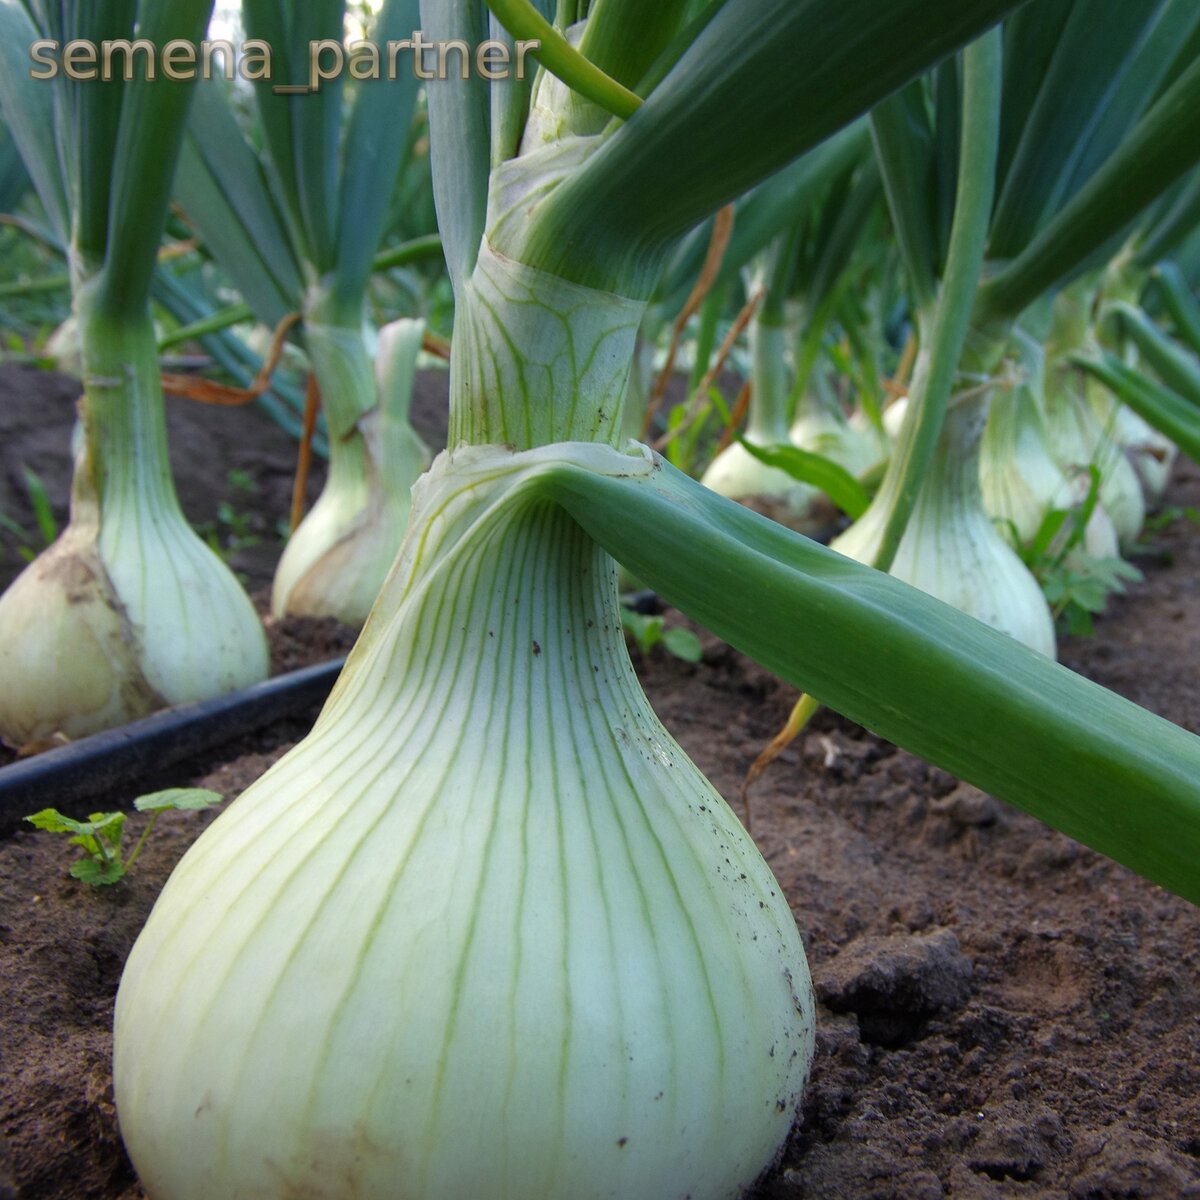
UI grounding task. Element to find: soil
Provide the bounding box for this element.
[1,363,1198,1199]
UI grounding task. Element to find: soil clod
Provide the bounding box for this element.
[815,928,974,1047]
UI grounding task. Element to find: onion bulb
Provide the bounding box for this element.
[115,441,816,1200]
[0,318,267,747]
[702,321,820,527]
[833,389,1057,658]
[790,379,886,481]
[271,318,431,625]
[1043,365,1145,550]
[981,349,1119,562]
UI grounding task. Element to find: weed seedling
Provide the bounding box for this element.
[0,467,60,565]
[620,605,703,664]
[1010,466,1142,636]
[197,471,262,563]
[25,788,223,885]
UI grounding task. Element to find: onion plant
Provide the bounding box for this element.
[980,328,1122,569]
[0,0,268,748]
[1075,259,1200,469]
[831,34,1058,656]
[175,0,433,624]
[834,0,1200,654]
[1063,190,1200,496]
[116,2,1200,1198]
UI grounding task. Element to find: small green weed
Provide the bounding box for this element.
[0,467,59,564]
[197,469,261,561]
[620,605,703,664]
[1012,467,1142,637]
[25,788,223,885]
[1142,504,1200,536]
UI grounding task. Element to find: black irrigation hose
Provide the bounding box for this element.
[0,659,345,837]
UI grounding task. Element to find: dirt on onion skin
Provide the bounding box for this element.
[1,363,1199,1198]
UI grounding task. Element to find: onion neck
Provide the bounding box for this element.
[914,387,991,528]
[301,303,374,504]
[75,296,185,526]
[745,318,791,444]
[332,478,637,742]
[856,326,1009,557]
[449,239,647,449]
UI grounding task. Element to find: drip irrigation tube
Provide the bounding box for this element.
[0,658,344,837]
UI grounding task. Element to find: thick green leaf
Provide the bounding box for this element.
[1061,0,1200,198]
[331,0,423,312]
[286,0,344,273]
[835,281,887,418]
[1072,351,1200,462]
[0,122,29,212]
[996,0,1072,187]
[421,0,491,296]
[240,0,310,263]
[737,438,870,519]
[870,79,938,309]
[623,0,731,104]
[487,13,530,166]
[989,0,1167,259]
[486,0,642,120]
[540,452,1200,904]
[871,30,1003,572]
[976,55,1200,325]
[931,57,962,271]
[184,3,427,325]
[1155,4,1200,98]
[1152,260,1200,352]
[803,159,882,313]
[183,80,304,311]
[97,0,215,314]
[1107,300,1200,403]
[0,1,68,239]
[175,130,300,325]
[579,0,691,93]
[759,225,802,326]
[511,0,1025,295]
[60,0,137,269]
[659,122,871,313]
[1134,167,1200,271]
[1179,227,1200,289]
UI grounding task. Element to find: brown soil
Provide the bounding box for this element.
[1,364,1198,1199]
